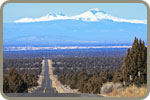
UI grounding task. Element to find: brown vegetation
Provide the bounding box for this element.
[48,59,78,93]
[3,58,42,93]
[105,85,147,97]
[52,37,147,96]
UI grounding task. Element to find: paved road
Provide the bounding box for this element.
[5,59,102,97]
[33,59,58,94]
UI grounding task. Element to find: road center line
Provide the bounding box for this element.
[43,87,46,94]
[43,78,47,94]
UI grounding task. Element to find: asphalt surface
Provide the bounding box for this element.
[4,59,102,97]
[33,59,58,94]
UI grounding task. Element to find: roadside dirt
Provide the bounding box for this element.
[28,59,45,93]
[48,59,79,93]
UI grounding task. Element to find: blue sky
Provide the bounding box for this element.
[3,3,147,23]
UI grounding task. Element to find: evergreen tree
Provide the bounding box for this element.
[4,68,28,93]
[122,37,147,86]
[3,75,10,93]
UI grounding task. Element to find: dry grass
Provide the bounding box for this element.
[106,85,147,97]
[48,59,79,93]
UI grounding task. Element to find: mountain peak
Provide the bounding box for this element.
[14,8,146,24]
[89,8,106,15]
[46,12,65,17]
[57,12,65,16]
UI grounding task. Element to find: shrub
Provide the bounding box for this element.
[3,68,28,93]
[101,82,122,94]
[107,85,147,97]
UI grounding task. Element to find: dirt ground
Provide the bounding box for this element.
[48,59,79,93]
[28,60,45,93]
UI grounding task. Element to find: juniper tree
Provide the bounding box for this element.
[122,37,147,86]
[4,68,28,93]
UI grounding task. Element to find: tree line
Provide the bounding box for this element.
[3,37,147,94]
[53,37,147,94]
[3,58,42,93]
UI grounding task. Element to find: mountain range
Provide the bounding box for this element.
[4,8,147,47]
[14,8,146,24]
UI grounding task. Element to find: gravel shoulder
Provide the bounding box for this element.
[48,59,79,93]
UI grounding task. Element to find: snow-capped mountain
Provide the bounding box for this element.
[4,8,147,47]
[14,8,146,24]
[14,12,70,23]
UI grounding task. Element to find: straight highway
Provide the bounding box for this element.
[5,59,102,97]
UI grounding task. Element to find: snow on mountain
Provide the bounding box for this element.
[14,8,147,24]
[73,8,147,24]
[14,12,71,23]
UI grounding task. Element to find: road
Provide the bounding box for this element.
[5,59,102,97]
[33,59,57,94]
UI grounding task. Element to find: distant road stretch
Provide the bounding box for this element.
[5,59,102,97]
